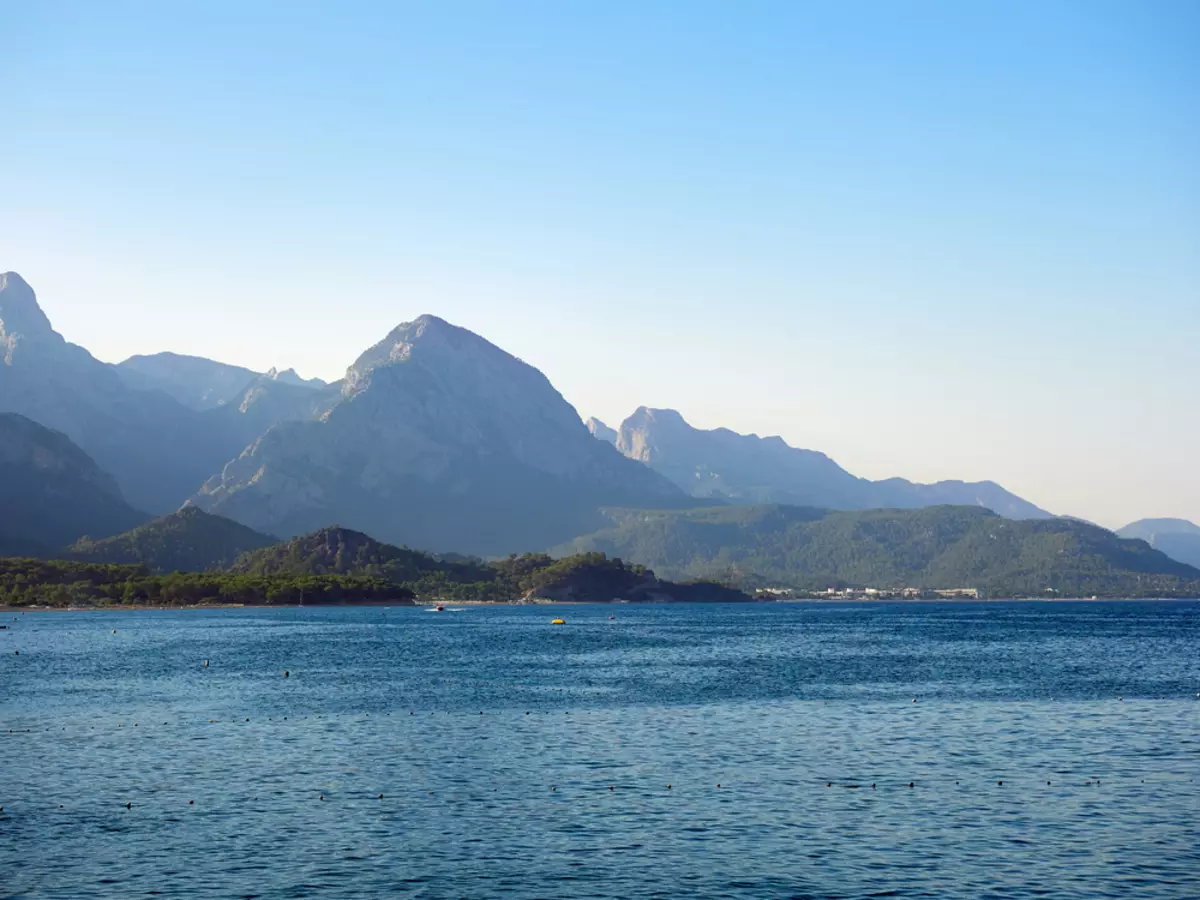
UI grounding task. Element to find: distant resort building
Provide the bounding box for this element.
[758,586,981,600]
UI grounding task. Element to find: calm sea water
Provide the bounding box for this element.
[2,601,1198,899]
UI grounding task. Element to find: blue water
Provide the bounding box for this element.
[2,601,1199,899]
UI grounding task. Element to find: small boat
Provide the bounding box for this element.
[551,618,566,625]
[435,605,445,612]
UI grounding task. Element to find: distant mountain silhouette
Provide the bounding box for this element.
[117,354,329,410]
[0,412,147,555]
[606,406,1050,519]
[117,352,261,410]
[1117,518,1200,570]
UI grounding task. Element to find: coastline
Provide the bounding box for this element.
[4,596,1197,613]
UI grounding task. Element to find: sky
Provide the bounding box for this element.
[1,1,1197,528]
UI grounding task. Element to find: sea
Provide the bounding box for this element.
[2,601,1198,899]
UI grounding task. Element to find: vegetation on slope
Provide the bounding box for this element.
[0,558,412,608]
[231,528,753,603]
[557,505,1200,597]
[67,507,276,572]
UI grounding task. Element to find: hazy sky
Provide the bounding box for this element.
[2,1,1197,528]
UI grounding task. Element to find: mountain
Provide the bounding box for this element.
[67,507,276,572]
[612,407,1050,519]
[1117,518,1200,570]
[212,374,341,445]
[193,315,689,555]
[266,367,327,390]
[0,273,252,513]
[116,352,260,410]
[558,504,1200,597]
[587,417,618,445]
[117,355,329,409]
[0,412,147,555]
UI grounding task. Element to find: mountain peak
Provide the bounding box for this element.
[0,272,60,363]
[265,366,327,389]
[628,407,689,428]
[587,417,618,445]
[345,313,497,389]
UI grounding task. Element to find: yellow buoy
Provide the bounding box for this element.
[551,618,566,625]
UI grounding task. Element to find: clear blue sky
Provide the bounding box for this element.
[2,1,1197,528]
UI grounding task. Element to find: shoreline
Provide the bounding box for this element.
[3,596,1197,613]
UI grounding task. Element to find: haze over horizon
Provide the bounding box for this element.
[2,1,1197,529]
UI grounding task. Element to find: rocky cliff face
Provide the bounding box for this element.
[612,406,1050,519]
[193,315,687,554]
[587,417,618,445]
[0,412,147,555]
[0,273,252,513]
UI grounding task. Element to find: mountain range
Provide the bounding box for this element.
[6,270,1187,581]
[0,272,323,513]
[588,407,1050,518]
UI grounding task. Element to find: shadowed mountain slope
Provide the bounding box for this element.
[0,412,147,555]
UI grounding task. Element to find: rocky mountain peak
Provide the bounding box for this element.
[0,272,62,364]
[617,407,692,461]
[587,417,618,445]
[345,313,494,388]
[266,367,327,389]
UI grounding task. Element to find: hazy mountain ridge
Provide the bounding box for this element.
[557,504,1200,597]
[0,273,256,512]
[1117,518,1200,570]
[266,367,327,389]
[0,412,147,555]
[117,354,327,410]
[610,406,1050,520]
[116,352,261,410]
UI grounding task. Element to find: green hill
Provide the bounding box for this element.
[229,526,494,584]
[67,507,276,572]
[233,527,754,603]
[556,504,1200,598]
